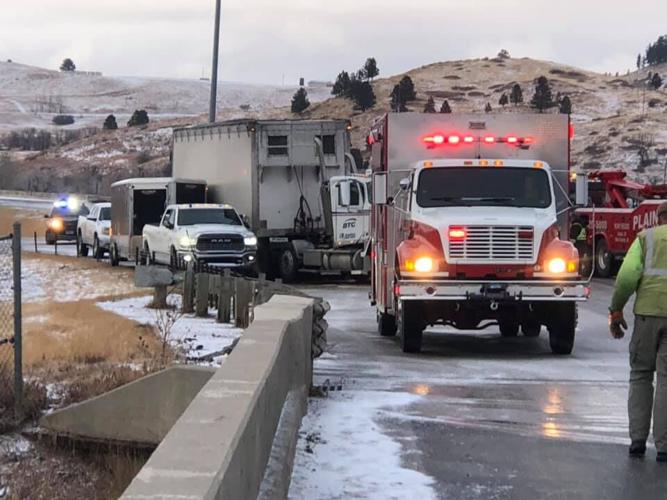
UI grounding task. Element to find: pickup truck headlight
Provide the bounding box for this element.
[244,236,258,247]
[102,227,111,236]
[179,236,197,248]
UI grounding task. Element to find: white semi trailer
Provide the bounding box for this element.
[172,119,370,280]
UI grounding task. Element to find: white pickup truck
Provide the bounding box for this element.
[142,204,258,271]
[77,202,111,259]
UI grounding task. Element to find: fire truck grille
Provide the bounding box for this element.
[448,226,534,261]
[196,234,244,252]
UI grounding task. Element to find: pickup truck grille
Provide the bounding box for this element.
[448,226,534,262]
[196,234,244,253]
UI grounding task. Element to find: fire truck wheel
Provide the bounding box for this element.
[499,317,519,337]
[595,240,612,278]
[548,303,577,355]
[399,303,423,353]
[378,312,397,337]
[521,320,541,338]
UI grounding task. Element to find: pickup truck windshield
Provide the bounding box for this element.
[99,207,111,221]
[416,167,552,209]
[177,209,241,226]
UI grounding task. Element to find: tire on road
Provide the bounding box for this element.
[278,247,298,283]
[595,239,612,278]
[548,302,577,355]
[499,315,519,337]
[93,235,103,260]
[378,311,397,337]
[109,242,119,267]
[521,320,542,338]
[398,302,423,353]
[77,232,89,257]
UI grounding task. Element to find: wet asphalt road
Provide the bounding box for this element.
[301,279,667,500]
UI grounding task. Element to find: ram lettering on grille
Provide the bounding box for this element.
[196,234,244,252]
[448,226,534,261]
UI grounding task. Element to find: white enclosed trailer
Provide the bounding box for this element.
[172,119,370,280]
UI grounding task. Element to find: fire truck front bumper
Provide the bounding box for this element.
[397,279,591,302]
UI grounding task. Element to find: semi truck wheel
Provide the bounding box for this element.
[399,302,423,353]
[548,302,577,355]
[109,243,119,267]
[499,316,519,337]
[77,233,89,257]
[278,248,298,282]
[595,239,612,278]
[378,311,397,337]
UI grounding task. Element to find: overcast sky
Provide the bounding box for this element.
[0,0,665,84]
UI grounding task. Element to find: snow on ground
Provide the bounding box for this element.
[289,391,437,500]
[96,294,242,364]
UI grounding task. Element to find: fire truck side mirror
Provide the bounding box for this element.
[399,177,411,191]
[575,174,589,207]
[373,173,388,205]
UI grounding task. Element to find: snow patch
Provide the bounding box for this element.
[289,391,436,500]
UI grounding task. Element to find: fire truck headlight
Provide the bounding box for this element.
[415,257,434,273]
[49,218,64,232]
[547,258,566,274]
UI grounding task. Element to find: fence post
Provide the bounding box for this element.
[182,261,195,314]
[33,231,38,253]
[217,269,232,323]
[195,272,210,317]
[234,278,252,329]
[12,223,22,420]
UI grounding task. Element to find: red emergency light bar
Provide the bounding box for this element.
[423,134,534,148]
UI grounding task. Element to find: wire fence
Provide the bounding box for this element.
[0,228,21,430]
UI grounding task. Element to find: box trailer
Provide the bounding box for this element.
[108,177,206,265]
[172,119,370,280]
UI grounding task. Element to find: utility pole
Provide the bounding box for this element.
[209,0,222,123]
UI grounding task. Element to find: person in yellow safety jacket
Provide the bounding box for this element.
[609,201,667,463]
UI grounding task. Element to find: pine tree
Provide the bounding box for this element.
[127,110,149,127]
[390,84,408,112]
[332,71,351,96]
[423,96,436,113]
[499,93,509,107]
[103,114,118,130]
[363,58,379,81]
[510,83,523,106]
[530,76,555,113]
[637,53,641,70]
[398,76,417,101]
[291,87,310,113]
[484,102,492,113]
[440,100,452,113]
[350,81,376,111]
[650,72,663,90]
[497,49,510,59]
[559,95,572,115]
[60,58,76,72]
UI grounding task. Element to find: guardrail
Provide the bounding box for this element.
[121,295,316,499]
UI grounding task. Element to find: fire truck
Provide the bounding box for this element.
[573,170,667,277]
[369,113,589,354]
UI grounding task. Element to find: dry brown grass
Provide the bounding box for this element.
[0,207,47,236]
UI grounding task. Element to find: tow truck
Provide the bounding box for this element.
[573,170,667,277]
[369,113,589,354]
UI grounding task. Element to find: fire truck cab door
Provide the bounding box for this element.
[332,179,367,248]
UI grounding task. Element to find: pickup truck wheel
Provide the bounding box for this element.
[93,235,103,259]
[595,239,612,278]
[77,233,89,257]
[499,316,519,337]
[170,247,179,269]
[109,243,119,267]
[278,248,298,282]
[548,303,577,355]
[143,243,152,265]
[378,311,397,337]
[398,302,423,353]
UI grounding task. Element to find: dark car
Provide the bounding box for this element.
[45,197,89,245]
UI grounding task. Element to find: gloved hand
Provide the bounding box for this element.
[609,310,627,339]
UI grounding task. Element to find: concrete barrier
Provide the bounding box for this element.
[121,295,314,499]
[40,366,215,447]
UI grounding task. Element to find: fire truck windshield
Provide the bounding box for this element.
[416,167,552,209]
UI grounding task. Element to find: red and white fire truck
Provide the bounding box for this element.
[573,170,667,277]
[368,113,589,354]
